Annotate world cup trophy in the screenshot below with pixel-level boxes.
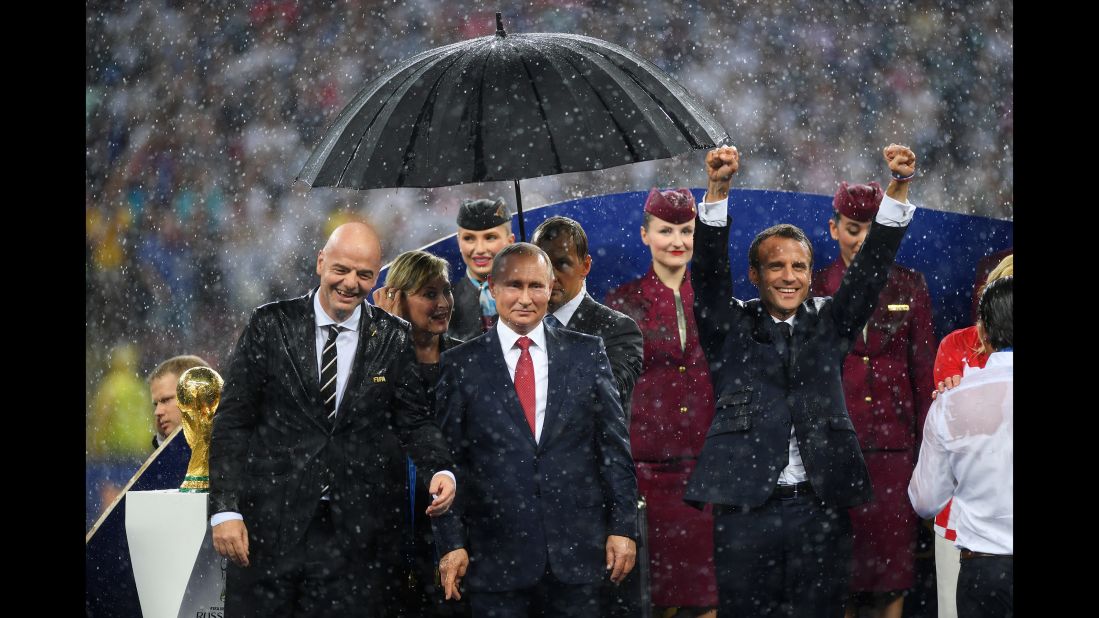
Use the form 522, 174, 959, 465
176, 366, 224, 493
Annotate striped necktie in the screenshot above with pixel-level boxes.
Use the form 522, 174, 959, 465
321, 325, 341, 422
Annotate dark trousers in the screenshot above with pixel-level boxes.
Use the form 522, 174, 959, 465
957, 555, 1013, 618
470, 567, 600, 618
226, 502, 380, 618
712, 492, 852, 618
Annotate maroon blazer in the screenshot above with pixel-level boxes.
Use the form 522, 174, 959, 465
606, 267, 715, 461
811, 258, 936, 451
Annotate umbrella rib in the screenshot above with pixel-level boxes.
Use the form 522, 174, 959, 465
473, 47, 491, 180
393, 48, 477, 186
553, 43, 640, 162
517, 54, 563, 175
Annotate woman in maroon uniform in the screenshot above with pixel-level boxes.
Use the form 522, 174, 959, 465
606, 189, 717, 618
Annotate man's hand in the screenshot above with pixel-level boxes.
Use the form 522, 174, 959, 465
884, 143, 916, 177
425, 472, 456, 516
704, 145, 740, 202
439, 548, 469, 600
605, 535, 637, 584
883, 143, 917, 202
212, 519, 250, 567
371, 286, 406, 319
931, 374, 962, 400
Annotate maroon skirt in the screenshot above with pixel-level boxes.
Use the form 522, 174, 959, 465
848, 449, 918, 592
636, 459, 718, 607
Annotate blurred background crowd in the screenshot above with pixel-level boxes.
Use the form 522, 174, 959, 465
85, 0, 1012, 526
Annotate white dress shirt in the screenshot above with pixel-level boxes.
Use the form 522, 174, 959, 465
697, 191, 917, 487
909, 351, 1013, 555
552, 281, 587, 327
496, 320, 550, 443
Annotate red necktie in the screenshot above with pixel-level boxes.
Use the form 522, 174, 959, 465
514, 336, 536, 436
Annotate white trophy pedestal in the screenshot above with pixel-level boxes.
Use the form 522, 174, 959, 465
125, 490, 225, 618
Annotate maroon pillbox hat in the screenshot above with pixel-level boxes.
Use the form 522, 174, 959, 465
643, 188, 697, 224
832, 181, 883, 223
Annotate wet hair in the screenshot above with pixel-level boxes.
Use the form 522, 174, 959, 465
149, 355, 210, 385
385, 250, 450, 295
985, 254, 1014, 282
975, 254, 1013, 355
490, 242, 554, 281
531, 216, 589, 260
748, 224, 814, 270
977, 276, 1012, 351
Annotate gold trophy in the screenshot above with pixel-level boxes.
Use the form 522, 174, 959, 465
176, 366, 224, 493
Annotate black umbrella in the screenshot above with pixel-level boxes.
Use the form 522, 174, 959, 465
297, 13, 729, 240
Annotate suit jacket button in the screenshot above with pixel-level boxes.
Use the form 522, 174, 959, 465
678, 366, 686, 373
680, 406, 688, 413
862, 356, 870, 363
864, 396, 872, 403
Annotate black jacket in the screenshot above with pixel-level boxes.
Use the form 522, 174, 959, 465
209, 289, 453, 555
447, 275, 485, 342
685, 216, 907, 510
560, 293, 644, 422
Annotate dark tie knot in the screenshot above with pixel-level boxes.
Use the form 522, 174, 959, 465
516, 336, 533, 351
777, 322, 792, 338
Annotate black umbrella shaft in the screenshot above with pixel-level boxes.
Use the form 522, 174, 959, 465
514, 179, 526, 242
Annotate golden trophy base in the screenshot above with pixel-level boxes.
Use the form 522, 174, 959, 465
179, 475, 210, 493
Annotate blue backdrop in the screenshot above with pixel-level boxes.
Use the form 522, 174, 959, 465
390, 188, 1013, 340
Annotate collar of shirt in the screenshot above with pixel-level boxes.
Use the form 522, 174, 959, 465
985, 350, 1012, 368
770, 314, 796, 330
496, 318, 547, 355
313, 291, 362, 332
552, 281, 587, 327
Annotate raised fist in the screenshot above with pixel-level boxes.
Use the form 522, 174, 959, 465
706, 146, 740, 184
883, 144, 916, 178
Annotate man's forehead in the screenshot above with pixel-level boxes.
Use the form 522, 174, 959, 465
151, 373, 178, 394
760, 237, 811, 261
539, 234, 578, 258
323, 250, 380, 271
497, 254, 552, 277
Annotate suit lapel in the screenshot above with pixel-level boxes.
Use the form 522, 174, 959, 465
538, 325, 567, 451
482, 329, 539, 450
788, 302, 819, 382
748, 303, 788, 383
565, 294, 596, 332
333, 303, 376, 427
288, 290, 332, 432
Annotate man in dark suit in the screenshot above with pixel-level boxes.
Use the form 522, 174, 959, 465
209, 222, 457, 617
433, 243, 640, 617
448, 198, 516, 341
531, 216, 644, 422
684, 145, 919, 617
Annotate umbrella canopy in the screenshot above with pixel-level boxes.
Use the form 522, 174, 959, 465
298, 13, 729, 238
